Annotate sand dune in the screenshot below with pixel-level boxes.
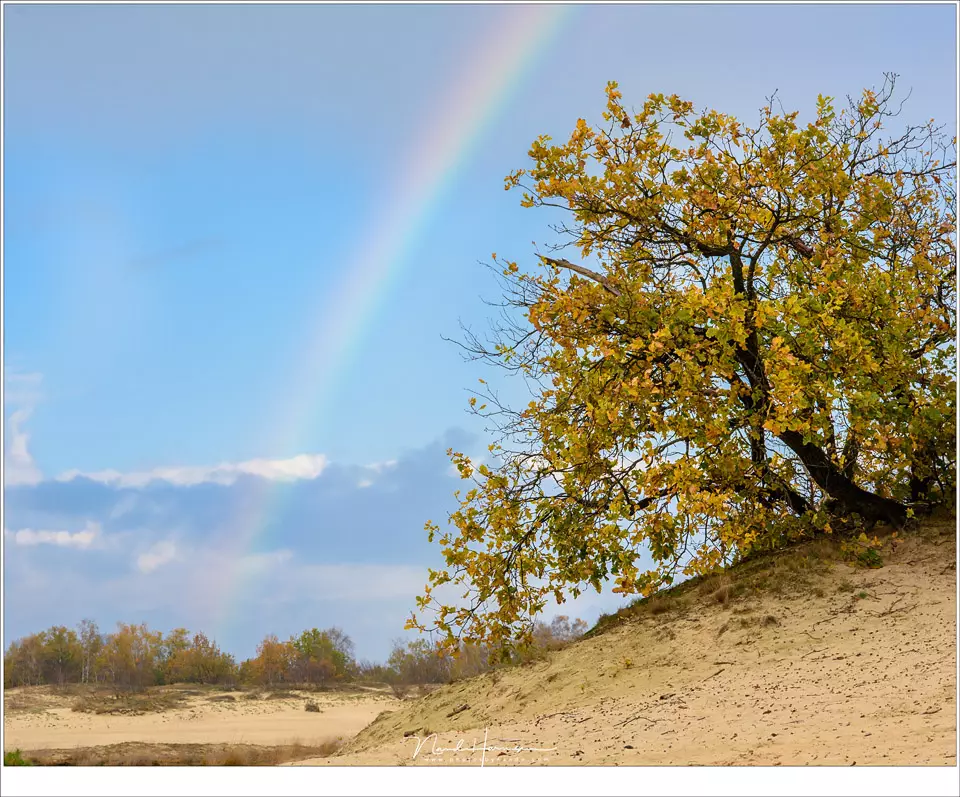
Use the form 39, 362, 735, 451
299, 516, 957, 766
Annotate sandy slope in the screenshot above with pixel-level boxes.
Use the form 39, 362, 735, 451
4, 689, 399, 751
296, 517, 957, 766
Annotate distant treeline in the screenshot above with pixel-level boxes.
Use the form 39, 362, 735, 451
3, 616, 587, 690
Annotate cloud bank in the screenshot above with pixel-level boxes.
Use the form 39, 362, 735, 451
4, 428, 570, 661
3, 409, 629, 660
57, 452, 329, 488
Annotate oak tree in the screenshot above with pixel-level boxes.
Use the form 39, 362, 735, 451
412, 76, 956, 653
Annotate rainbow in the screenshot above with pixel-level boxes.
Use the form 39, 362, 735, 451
211, 4, 578, 641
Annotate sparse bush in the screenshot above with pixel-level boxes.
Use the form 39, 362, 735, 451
71, 689, 186, 716
4, 749, 33, 766
710, 585, 733, 605
304, 701, 321, 712
649, 598, 674, 616
841, 533, 886, 569
386, 638, 453, 685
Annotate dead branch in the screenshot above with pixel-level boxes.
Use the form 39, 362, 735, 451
542, 257, 622, 297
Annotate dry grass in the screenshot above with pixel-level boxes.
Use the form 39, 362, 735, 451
17, 740, 343, 766
6, 684, 112, 714
709, 583, 733, 605
4, 692, 48, 714
71, 689, 187, 716
587, 528, 860, 637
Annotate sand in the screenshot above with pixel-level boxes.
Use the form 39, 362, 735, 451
4, 689, 399, 752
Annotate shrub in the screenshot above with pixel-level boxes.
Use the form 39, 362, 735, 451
4, 750, 33, 766
841, 533, 885, 569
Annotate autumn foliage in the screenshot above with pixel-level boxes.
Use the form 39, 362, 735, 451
412, 76, 956, 653
3, 623, 352, 690
5, 617, 583, 689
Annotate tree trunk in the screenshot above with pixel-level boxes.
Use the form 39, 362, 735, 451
778, 430, 908, 527
731, 338, 908, 528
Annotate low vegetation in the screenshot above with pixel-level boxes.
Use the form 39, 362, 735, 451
9, 741, 342, 767
70, 689, 188, 716
585, 520, 906, 637
4, 750, 34, 766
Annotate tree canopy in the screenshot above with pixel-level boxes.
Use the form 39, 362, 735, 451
411, 75, 956, 654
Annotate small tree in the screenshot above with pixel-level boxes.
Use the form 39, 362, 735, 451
387, 638, 453, 685
166, 632, 236, 684
289, 628, 353, 685
77, 619, 103, 684
250, 634, 293, 686
412, 76, 956, 654
449, 643, 492, 681
99, 623, 161, 689
4, 634, 48, 687
533, 615, 588, 649
42, 626, 82, 686
157, 628, 191, 684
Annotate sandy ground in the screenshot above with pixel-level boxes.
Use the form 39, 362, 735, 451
296, 517, 957, 766
4, 689, 400, 751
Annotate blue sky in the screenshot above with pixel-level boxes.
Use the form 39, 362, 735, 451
3, 2, 956, 662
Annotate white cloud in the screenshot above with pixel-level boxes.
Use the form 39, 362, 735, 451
58, 453, 329, 488
4, 408, 43, 486
355, 460, 397, 488
4, 368, 45, 487
137, 540, 177, 573
5, 520, 100, 549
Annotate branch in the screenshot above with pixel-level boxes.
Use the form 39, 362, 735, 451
786, 236, 815, 259
542, 257, 622, 297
